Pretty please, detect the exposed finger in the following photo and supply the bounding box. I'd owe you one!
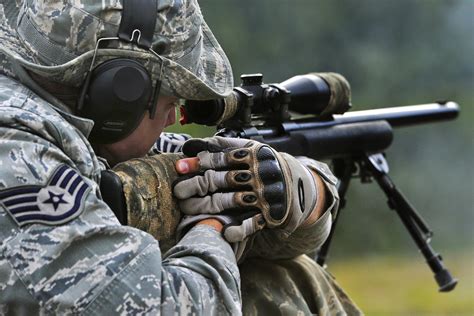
[196,218,224,232]
[175,157,200,174]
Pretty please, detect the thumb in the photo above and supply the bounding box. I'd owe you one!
[223,214,266,243]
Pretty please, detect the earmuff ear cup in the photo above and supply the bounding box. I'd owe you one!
[79,58,153,144]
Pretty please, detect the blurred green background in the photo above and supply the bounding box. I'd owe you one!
[167,0,474,314]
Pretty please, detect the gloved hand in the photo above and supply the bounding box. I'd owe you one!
[176,212,264,260]
[173,136,323,246]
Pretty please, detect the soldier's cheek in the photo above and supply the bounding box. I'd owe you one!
[165,107,177,127]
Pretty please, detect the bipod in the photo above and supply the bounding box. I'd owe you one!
[316,153,457,292]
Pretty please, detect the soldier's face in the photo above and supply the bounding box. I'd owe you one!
[98,95,178,166]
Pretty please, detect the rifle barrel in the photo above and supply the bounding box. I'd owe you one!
[289,102,459,131]
[234,102,459,160]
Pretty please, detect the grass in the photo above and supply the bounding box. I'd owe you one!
[328,252,474,315]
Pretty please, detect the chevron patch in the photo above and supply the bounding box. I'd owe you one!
[0,165,91,226]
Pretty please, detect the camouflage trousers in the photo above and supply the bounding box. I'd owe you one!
[240,254,363,316]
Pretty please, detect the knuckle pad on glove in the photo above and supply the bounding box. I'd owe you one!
[225,170,253,188]
[256,146,288,223]
[226,148,252,168]
[234,192,259,207]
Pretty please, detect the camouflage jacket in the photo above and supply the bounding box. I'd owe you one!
[0,74,241,315]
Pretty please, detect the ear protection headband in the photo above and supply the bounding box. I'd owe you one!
[77,0,162,144]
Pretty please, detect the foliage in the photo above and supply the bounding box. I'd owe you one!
[330,252,474,315]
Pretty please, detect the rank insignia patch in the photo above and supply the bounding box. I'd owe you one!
[0,165,91,226]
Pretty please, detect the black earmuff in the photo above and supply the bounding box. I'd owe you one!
[76,0,159,144]
[78,59,153,144]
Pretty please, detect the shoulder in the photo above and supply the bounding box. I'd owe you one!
[0,76,163,312]
[0,75,107,234]
[0,75,102,181]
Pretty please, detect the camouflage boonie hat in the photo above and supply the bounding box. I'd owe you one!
[0,0,233,100]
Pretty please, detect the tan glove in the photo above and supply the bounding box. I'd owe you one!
[173,136,322,243]
[113,153,183,251]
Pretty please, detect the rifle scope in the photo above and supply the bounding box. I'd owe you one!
[182,73,352,127]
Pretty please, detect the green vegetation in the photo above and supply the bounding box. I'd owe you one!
[330,252,474,315]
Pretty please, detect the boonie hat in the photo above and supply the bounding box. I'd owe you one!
[0,0,233,100]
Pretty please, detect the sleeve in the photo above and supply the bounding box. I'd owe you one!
[148,132,192,155]
[112,153,185,254]
[243,158,339,260]
[0,125,241,315]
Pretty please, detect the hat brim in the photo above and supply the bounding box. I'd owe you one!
[0,11,233,100]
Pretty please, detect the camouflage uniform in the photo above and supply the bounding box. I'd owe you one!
[0,64,241,316]
[0,0,241,314]
[0,0,362,313]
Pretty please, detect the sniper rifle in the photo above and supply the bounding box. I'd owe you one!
[181,72,459,292]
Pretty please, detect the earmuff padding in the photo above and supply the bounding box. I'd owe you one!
[79,59,153,144]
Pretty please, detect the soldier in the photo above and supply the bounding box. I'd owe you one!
[0,0,242,314]
[0,0,362,315]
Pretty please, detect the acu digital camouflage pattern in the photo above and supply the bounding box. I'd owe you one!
[240,255,363,316]
[0,75,241,314]
[0,0,233,101]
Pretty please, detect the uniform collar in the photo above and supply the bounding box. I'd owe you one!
[3,55,95,138]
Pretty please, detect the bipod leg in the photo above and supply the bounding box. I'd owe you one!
[364,153,458,292]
